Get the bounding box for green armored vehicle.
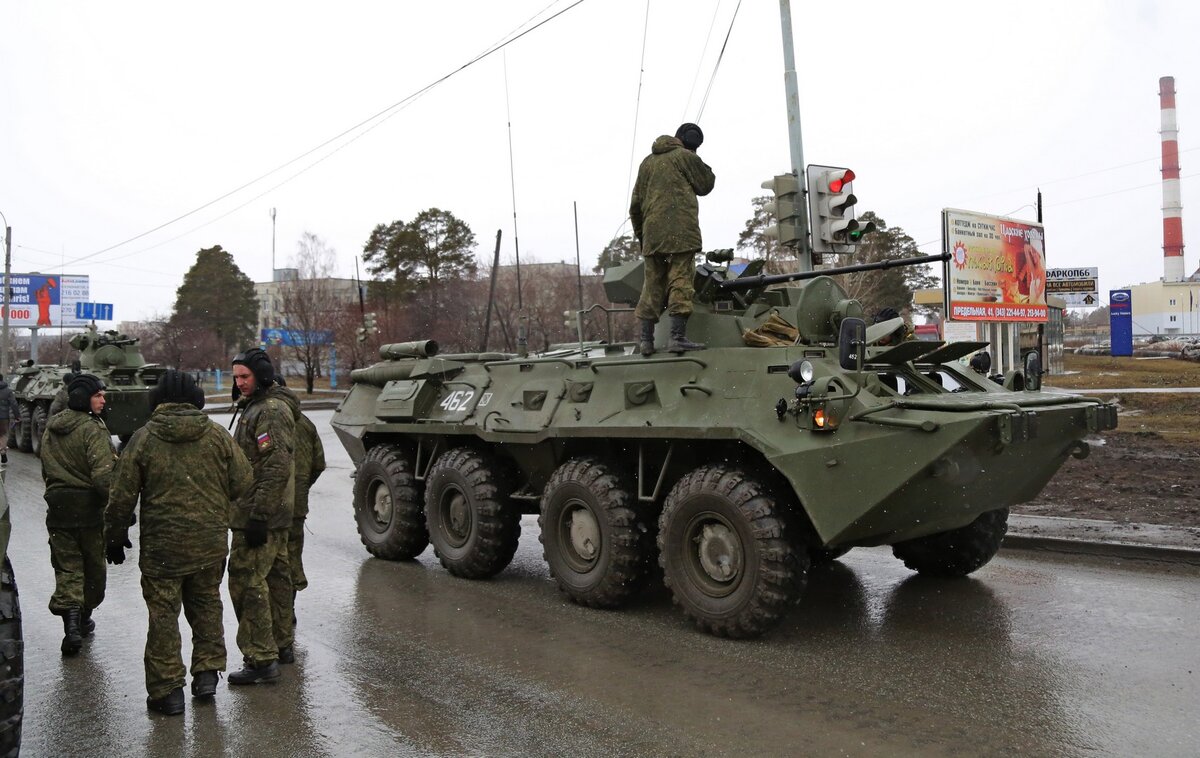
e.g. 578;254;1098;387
331;253;1118;638
8;325;168;456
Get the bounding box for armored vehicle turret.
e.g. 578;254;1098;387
7;324;168;455
331;253;1117;638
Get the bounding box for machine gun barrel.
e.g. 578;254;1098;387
718;252;951;292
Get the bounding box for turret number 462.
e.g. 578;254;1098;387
439;390;475;412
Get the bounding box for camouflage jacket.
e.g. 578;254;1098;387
40;409;117;528
49;387;69;418
274;386;327;519
232;384;295;529
629;135;716;256
106;403;253;577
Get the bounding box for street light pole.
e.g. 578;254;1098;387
0;212;10;377
270;207;277;278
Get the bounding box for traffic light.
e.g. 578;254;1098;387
358;312;379;343
806;165;876;254
356;326;368;343
760;173;804;247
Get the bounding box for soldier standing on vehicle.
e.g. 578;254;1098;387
39;373;117;656
227;348;295;684
105;370;253;716
0;378;18;464
630;122;716;356
271;378;325;632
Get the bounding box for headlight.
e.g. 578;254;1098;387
798;360;815;383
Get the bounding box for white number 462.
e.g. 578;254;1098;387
439;390;475;412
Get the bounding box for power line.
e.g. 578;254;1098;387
696;0;742;120
71;0;590;268
682;0;723;121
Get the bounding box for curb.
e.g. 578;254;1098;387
1001;533;1200;565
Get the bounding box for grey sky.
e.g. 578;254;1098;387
2;1;1198;324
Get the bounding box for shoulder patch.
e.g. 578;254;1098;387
257;432;272;451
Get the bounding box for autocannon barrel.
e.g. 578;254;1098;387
350;362;417;386
719;252;950;292
379;340;439;360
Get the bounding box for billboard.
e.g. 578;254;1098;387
1109;289;1132;357
0;274;91;328
261;328;335;347
944;209;1047;322
1046;267;1100;307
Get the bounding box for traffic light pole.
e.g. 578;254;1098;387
777;0;811;272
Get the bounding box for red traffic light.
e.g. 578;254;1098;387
827;169;855;193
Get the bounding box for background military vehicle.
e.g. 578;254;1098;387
331;253;1118;638
7;325;167;456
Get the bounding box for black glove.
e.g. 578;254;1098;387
245;519;269;548
105;530;131;565
129;511;137;527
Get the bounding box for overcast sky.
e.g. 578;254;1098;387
3;1;1199;326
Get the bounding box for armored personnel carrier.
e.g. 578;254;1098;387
7;325;168;455
331;253;1118;638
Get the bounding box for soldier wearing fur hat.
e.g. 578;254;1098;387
39;373;117;656
226;347;296;685
106;370;253;715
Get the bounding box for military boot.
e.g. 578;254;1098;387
668;315;705;353
147;687;185;716
81;608;96;637
639;319;657;357
61;608;83;656
191;670;219;698
228;660;280;685
277;645;295;665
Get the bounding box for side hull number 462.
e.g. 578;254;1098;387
439;390;476;412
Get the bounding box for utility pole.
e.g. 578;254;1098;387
777;0;811;272
0;215;10;376
270;207;277;277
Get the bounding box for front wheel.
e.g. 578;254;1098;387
891;508;1009;577
424;448;520;579
352;444;427;560
15;405;31;454
658;465;806;638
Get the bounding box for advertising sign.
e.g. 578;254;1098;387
1045;267;1100;307
1109;289;1132;357
944;209;1048;322
261;328;335;347
0;274;90;328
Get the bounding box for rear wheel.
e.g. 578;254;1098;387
0;558;23;755
658;465;806;638
539;457;650;608
424;448;519;579
29;406;47;458
352;444;427;560
15;405;30;454
891;508;1009;577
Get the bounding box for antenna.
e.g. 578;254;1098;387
503;51;526;356
573;201;584;352
482;230;502;352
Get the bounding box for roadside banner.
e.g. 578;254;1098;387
0;273;90;328
261;328;335;347
1109;289;1132;357
943;209;1048;322
1045;267;1100;307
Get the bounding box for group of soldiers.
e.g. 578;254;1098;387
39;348;325;716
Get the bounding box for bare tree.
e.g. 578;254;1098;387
278;232;343;394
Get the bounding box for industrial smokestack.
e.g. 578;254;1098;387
1160;76;1185;282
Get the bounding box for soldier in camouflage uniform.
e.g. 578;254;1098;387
105;370;253;716
227;348;295;684
272;379;326;635
630;122;716;356
39;373;117;656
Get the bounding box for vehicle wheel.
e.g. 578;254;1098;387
15;405;30;454
539;457;651;608
0;558;23;755
29;406;48;458
658;465;807;638
352;444;427;560
809;546;851;565
424;447;519;579
891;508;1009;577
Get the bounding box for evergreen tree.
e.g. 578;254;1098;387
594;234;641;273
836;212;939;318
170;245;258;356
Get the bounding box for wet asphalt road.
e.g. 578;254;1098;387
7;409;1199;757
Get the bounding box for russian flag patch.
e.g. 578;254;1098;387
257;432;272;451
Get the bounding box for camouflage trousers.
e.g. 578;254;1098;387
141;561;226;699
289;517;308;592
228;528;292;663
634;252;696;320
47;527;106;615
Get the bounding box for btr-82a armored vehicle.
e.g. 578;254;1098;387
8;325;168;456
331;253;1118;638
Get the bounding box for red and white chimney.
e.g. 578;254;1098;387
1160;76;1185;282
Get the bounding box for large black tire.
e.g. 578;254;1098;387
29;405;47;459
424;448;520;579
14;405;30;454
538;457;651;608
891;508;1009;577
352;444;428;560
658;465;807;638
0;558;23;756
